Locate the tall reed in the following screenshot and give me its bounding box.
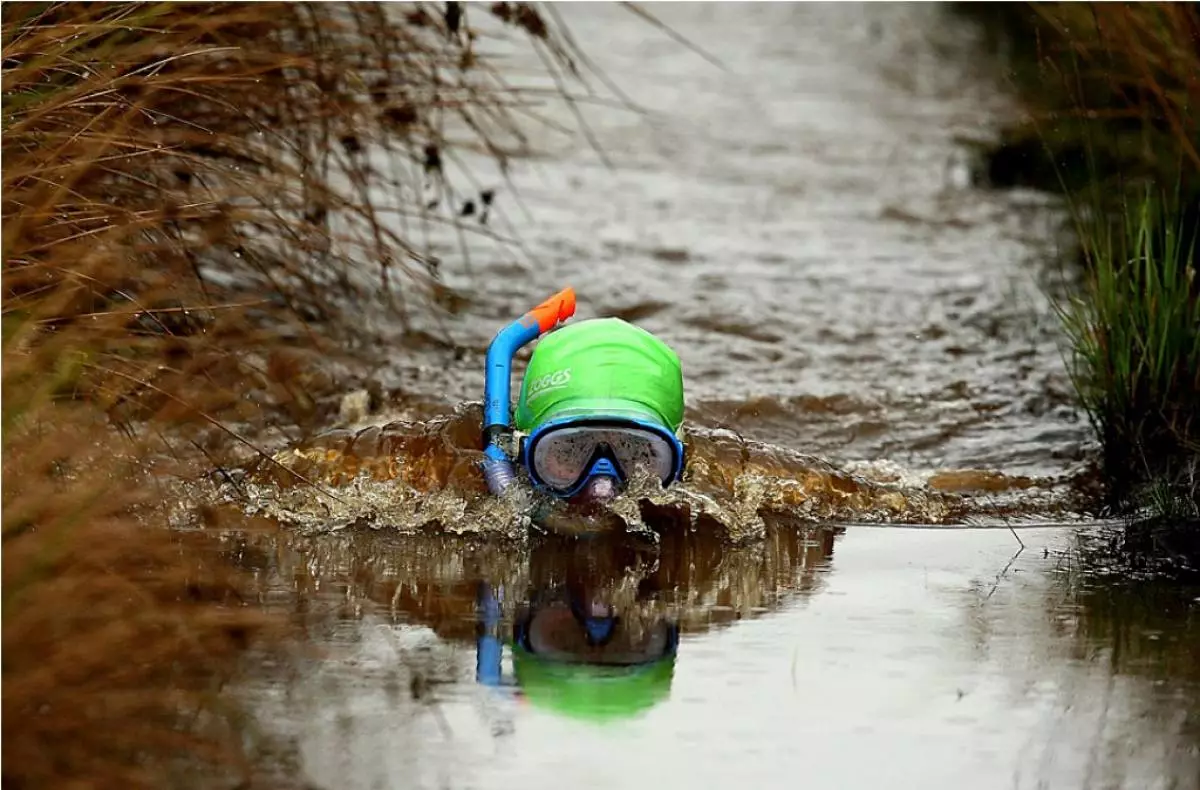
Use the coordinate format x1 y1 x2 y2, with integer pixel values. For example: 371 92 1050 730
2 2 585 785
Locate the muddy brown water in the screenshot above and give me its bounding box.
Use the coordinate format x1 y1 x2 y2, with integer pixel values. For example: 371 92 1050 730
214 4 1200 789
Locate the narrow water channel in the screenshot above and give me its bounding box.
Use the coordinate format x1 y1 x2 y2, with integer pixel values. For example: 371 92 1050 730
222 4 1200 788
381 1 1087 481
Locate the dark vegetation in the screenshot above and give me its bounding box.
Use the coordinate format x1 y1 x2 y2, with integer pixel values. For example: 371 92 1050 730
963 3 1199 526
2 2 586 785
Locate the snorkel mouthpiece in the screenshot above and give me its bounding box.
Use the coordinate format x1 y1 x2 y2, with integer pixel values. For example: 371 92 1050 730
482 288 577 496
580 475 618 502
573 456 621 502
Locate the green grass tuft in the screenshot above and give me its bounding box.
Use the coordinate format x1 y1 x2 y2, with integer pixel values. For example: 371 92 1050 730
960 2 1200 521
1054 185 1200 512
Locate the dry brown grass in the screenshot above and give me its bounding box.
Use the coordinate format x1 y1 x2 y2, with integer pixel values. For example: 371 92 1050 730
1035 3 1200 171
4 1 588 445
975 2 1200 195
2 406 273 788
2 2 586 786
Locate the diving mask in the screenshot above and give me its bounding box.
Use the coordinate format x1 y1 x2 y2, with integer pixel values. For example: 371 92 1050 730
523 420 685 498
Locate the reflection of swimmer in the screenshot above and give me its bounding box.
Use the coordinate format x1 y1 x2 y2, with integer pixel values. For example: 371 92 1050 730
466 525 844 723
475 529 680 722
476 579 679 723
481 288 687 507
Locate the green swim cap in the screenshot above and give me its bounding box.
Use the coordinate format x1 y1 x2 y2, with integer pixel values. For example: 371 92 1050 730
515 318 684 435
512 644 676 723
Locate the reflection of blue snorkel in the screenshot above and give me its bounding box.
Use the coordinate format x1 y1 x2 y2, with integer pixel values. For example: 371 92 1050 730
476 582 507 688
482 288 577 496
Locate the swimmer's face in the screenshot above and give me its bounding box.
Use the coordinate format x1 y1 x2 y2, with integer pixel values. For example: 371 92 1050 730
570 475 620 505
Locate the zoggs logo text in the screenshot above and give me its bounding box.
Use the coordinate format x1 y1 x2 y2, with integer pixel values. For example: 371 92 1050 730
526 368 572 401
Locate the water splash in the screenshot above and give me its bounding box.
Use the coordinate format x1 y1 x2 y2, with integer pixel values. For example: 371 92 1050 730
212 404 1089 540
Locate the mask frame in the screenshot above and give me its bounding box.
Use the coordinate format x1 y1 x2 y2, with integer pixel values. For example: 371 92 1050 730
520 417 686 498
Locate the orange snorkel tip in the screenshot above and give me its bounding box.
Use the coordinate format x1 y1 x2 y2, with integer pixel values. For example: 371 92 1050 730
522 287 576 334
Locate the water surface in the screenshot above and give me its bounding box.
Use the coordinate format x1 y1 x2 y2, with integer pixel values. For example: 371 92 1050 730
373 2 1087 482
234 525 1200 790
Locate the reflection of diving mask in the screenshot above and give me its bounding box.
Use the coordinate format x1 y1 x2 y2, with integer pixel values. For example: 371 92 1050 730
514 600 678 667
523 420 685 498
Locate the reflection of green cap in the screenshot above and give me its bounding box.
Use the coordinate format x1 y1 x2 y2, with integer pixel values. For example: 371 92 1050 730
515 318 684 435
512 644 676 723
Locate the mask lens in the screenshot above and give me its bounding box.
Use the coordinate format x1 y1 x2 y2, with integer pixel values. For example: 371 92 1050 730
530 424 678 492
602 428 676 484
530 428 601 489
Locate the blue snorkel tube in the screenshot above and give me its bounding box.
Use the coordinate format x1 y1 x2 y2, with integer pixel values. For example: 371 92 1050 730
482 288 577 496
